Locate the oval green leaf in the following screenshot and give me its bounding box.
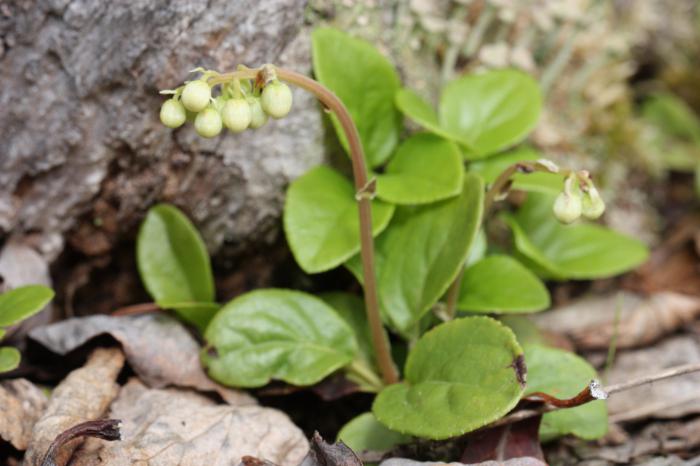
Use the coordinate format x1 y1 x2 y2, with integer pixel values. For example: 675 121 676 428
284 166 395 273
202 289 357 388
347 173 484 335
338 412 410 453
439 69 541 158
376 133 464 205
505 193 649 280
458 255 550 314
373 317 525 439
0 346 20 373
395 89 455 141
525 345 608 440
0 285 54 327
137 204 216 330
312 28 401 167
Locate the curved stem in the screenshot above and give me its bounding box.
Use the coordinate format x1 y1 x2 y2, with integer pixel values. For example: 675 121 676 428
211 67 398 385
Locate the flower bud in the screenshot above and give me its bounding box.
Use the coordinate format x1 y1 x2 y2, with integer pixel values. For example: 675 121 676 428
194 106 222 138
181 80 211 112
159 99 186 128
248 97 268 129
581 186 605 219
261 81 293 119
221 98 252 133
553 191 582 224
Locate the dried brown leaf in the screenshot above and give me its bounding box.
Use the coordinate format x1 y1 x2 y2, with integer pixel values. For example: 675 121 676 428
69 378 308 466
0 378 48 450
29 314 254 406
23 347 125 466
39 420 121 466
460 417 544 464
607 336 700 422
299 432 362 466
379 458 546 466
533 291 700 350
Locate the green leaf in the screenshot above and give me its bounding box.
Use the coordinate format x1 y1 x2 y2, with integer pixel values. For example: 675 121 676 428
505 193 649 280
440 69 541 157
312 28 401 167
0 285 54 327
137 204 216 331
320 292 375 366
375 133 464 205
642 92 700 143
373 317 525 439
458 255 550 313
395 89 454 140
284 166 395 274
338 412 410 453
0 346 20 373
347 173 484 335
202 289 357 388
525 345 608 440
469 147 563 194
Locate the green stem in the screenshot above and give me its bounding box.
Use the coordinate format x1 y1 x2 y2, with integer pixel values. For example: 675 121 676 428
210 67 399 385
347 360 384 392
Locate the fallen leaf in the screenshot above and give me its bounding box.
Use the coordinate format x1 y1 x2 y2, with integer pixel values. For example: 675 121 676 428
29 314 254 406
0 378 48 450
23 347 125 466
533 291 700 350
0 240 54 343
380 458 546 466
606 335 700 422
69 378 308 466
299 432 362 466
460 416 544 464
552 417 700 464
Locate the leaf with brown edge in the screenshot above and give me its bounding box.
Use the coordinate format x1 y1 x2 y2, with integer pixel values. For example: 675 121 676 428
0 378 48 450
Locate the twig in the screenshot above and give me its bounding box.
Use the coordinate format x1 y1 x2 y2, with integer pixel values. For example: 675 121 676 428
491 362 700 428
111 302 161 316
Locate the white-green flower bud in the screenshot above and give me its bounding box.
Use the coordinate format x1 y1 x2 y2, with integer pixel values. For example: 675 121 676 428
159 98 186 128
221 98 252 133
553 191 582 224
581 186 605 219
194 106 222 138
261 81 293 119
181 80 211 112
248 97 268 129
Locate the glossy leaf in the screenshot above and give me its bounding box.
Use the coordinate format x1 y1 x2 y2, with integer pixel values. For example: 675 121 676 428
337 412 410 453
320 292 375 366
203 289 357 388
284 166 395 273
137 204 215 330
0 285 54 327
525 345 608 440
347 173 484 335
469 147 563 194
0 346 20 373
375 133 464 205
505 193 649 280
458 255 550 313
373 317 525 439
395 89 454 140
312 28 401 167
440 69 541 157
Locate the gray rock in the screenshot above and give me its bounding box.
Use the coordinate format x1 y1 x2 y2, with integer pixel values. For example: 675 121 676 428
0 0 324 261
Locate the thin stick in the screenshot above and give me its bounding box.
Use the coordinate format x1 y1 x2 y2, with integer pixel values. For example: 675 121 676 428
212 67 399 385
111 302 161 316
444 268 464 320
490 362 700 428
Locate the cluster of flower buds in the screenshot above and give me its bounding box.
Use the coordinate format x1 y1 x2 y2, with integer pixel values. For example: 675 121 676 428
159 67 293 138
552 171 606 224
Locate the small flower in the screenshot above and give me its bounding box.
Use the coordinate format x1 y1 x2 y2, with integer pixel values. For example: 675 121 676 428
261 81 293 119
194 106 222 138
159 99 186 129
581 185 605 219
221 98 252 133
553 175 582 224
248 97 269 129
181 80 212 113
